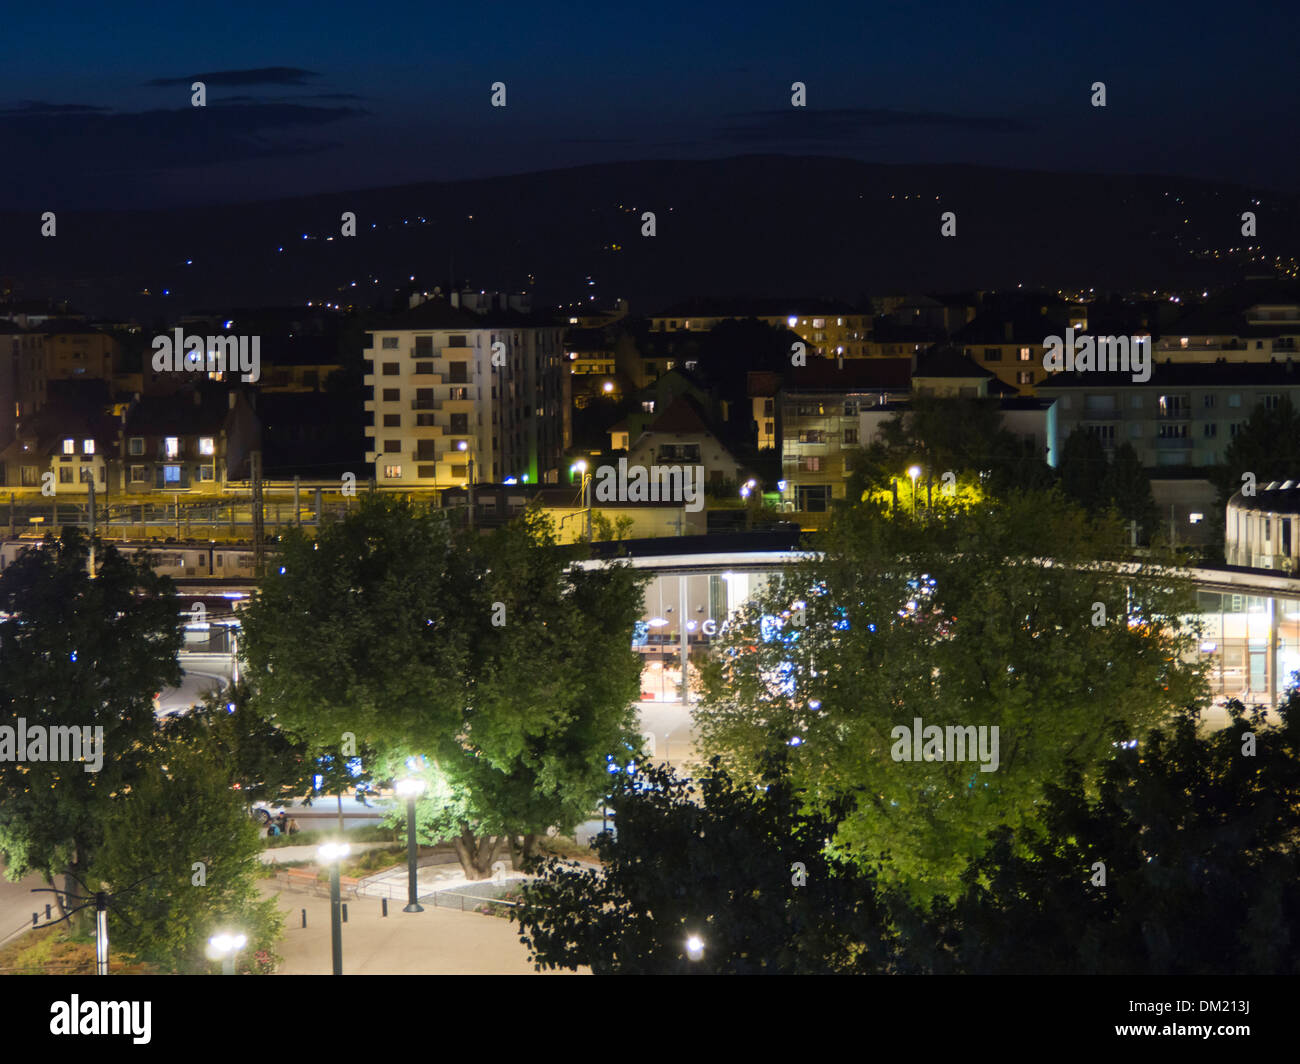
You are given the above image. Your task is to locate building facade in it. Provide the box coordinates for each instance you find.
[363,294,568,489]
[1037,360,1300,468]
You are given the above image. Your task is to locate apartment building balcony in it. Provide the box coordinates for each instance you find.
[1154,436,1194,450]
[411,398,437,410]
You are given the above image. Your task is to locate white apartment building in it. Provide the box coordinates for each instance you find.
[363,293,568,489]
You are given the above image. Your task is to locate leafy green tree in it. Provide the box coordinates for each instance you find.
[590,511,635,542]
[696,490,1208,899]
[908,697,1300,973]
[92,738,283,973]
[1103,441,1158,542]
[513,756,898,973]
[160,680,377,815]
[847,396,1053,504]
[1057,428,1111,513]
[240,497,647,877]
[0,531,181,923]
[1213,395,1300,504]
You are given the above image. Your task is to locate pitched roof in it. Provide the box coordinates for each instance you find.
[913,346,992,379]
[646,395,714,435]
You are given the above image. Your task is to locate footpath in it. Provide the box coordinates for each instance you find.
[264,850,585,975]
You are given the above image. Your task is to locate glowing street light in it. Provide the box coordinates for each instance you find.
[395,777,427,912]
[207,931,247,975]
[317,842,351,975]
[907,466,921,516]
[570,461,592,540]
[685,934,705,962]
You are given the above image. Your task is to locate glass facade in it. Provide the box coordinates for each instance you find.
[623,564,1300,711]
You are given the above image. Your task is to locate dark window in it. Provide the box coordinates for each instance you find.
[383,388,400,401]
[415,362,434,375]
[984,348,1000,362]
[383,414,401,427]
[416,441,437,460]
[415,336,433,356]
[417,465,437,478]
[384,439,401,453]
[450,413,469,434]
[449,335,468,347]
[448,362,469,383]
[382,363,400,375]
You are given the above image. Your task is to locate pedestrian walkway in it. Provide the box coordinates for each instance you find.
[258,841,390,865]
[262,881,582,975]
[354,853,528,900]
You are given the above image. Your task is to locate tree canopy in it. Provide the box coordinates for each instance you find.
[239,496,648,876]
[696,489,1208,898]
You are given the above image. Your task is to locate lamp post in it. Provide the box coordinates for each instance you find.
[457,439,476,531]
[208,931,247,975]
[907,465,921,517]
[570,460,592,541]
[740,479,757,530]
[318,842,350,975]
[395,778,426,912]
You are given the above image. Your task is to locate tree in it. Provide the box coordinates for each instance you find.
[696,489,1208,899]
[1214,395,1300,505]
[91,737,283,973]
[513,756,898,973]
[847,396,1054,504]
[1103,441,1158,542]
[239,497,647,878]
[0,531,182,923]
[160,679,377,815]
[909,697,1300,973]
[1057,428,1111,513]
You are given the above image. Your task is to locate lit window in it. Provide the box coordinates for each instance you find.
[163,465,181,483]
[384,465,402,479]
[82,439,94,454]
[199,437,215,456]
[63,439,75,455]
[164,437,180,458]
[129,437,144,455]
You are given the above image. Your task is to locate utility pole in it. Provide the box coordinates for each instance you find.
[250,451,265,576]
[81,469,97,578]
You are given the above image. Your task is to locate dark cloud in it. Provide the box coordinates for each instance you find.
[0,101,367,174]
[0,100,112,115]
[144,67,321,88]
[717,107,1032,143]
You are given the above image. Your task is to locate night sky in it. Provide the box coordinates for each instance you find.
[2,0,1296,210]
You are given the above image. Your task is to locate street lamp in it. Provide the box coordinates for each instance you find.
[318,842,350,975]
[458,439,477,530]
[207,931,247,975]
[570,460,592,541]
[907,465,921,516]
[685,933,704,962]
[395,777,426,912]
